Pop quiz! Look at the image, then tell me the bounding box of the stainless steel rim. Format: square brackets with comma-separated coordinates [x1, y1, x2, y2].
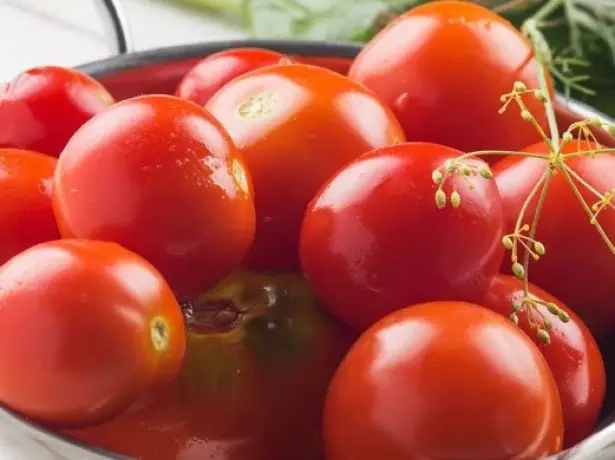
[0, 405, 123, 459]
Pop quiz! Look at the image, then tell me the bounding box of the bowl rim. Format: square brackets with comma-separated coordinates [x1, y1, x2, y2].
[2, 38, 613, 460]
[76, 38, 615, 126]
[0, 404, 124, 459]
[76, 39, 363, 77]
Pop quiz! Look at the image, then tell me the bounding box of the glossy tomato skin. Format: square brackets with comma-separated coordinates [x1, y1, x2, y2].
[480, 274, 605, 448]
[0, 148, 60, 265]
[324, 301, 564, 460]
[300, 142, 504, 331]
[348, 1, 548, 155]
[0, 66, 114, 157]
[67, 271, 355, 460]
[0, 240, 185, 428]
[493, 140, 615, 337]
[206, 63, 406, 271]
[53, 94, 256, 300]
[176, 48, 293, 106]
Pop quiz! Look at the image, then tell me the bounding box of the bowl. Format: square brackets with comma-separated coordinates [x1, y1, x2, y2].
[2, 4, 615, 460]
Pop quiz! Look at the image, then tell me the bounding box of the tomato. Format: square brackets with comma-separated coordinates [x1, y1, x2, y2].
[300, 142, 504, 331]
[67, 271, 355, 460]
[205, 63, 405, 271]
[493, 140, 615, 337]
[480, 274, 605, 447]
[348, 1, 549, 156]
[176, 48, 293, 106]
[0, 148, 60, 265]
[0, 66, 115, 158]
[0, 240, 185, 428]
[53, 94, 256, 300]
[324, 301, 564, 460]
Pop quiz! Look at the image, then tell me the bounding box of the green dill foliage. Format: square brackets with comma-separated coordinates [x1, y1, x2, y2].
[504, 0, 615, 117]
[163, 0, 615, 116]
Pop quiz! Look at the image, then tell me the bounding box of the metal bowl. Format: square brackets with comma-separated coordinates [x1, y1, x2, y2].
[2, 2, 615, 460]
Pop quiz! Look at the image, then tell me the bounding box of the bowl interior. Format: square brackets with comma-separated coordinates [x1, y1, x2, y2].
[2, 39, 615, 460]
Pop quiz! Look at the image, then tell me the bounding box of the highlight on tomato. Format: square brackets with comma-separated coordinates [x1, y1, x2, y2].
[324, 301, 564, 460]
[0, 66, 115, 157]
[206, 63, 406, 272]
[300, 142, 504, 331]
[53, 94, 256, 300]
[0, 239, 186, 429]
[0, 148, 60, 266]
[493, 139, 615, 337]
[176, 47, 294, 106]
[348, 0, 549, 156]
[480, 274, 606, 447]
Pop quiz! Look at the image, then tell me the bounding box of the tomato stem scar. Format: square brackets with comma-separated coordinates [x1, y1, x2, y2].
[150, 316, 170, 352]
[236, 92, 275, 119]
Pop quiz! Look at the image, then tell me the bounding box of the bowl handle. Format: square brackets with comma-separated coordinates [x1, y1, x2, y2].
[95, 0, 133, 55]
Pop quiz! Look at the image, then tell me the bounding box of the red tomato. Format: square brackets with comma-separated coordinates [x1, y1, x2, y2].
[176, 48, 293, 106]
[348, 1, 549, 155]
[300, 142, 504, 331]
[206, 63, 406, 271]
[0, 240, 185, 428]
[67, 271, 355, 460]
[0, 148, 60, 265]
[493, 140, 615, 337]
[53, 94, 256, 300]
[480, 274, 605, 447]
[324, 301, 564, 460]
[0, 66, 115, 157]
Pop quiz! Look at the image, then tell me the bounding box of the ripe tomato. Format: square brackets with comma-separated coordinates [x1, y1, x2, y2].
[348, 1, 548, 155]
[300, 142, 504, 331]
[206, 63, 405, 271]
[0, 148, 60, 265]
[53, 94, 256, 300]
[0, 240, 185, 428]
[493, 140, 615, 337]
[324, 301, 564, 460]
[480, 274, 605, 447]
[67, 271, 355, 460]
[0, 66, 115, 158]
[176, 48, 293, 106]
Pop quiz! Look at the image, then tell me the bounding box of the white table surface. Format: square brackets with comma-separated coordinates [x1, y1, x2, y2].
[0, 0, 248, 81]
[0, 1, 245, 458]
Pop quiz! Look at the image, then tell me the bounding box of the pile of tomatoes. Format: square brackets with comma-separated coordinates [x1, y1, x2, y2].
[1, 1, 614, 459]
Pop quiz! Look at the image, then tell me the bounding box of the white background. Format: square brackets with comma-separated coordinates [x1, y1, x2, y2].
[0, 0, 248, 81]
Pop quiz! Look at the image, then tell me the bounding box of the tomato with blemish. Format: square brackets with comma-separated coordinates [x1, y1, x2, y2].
[66, 271, 355, 460]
